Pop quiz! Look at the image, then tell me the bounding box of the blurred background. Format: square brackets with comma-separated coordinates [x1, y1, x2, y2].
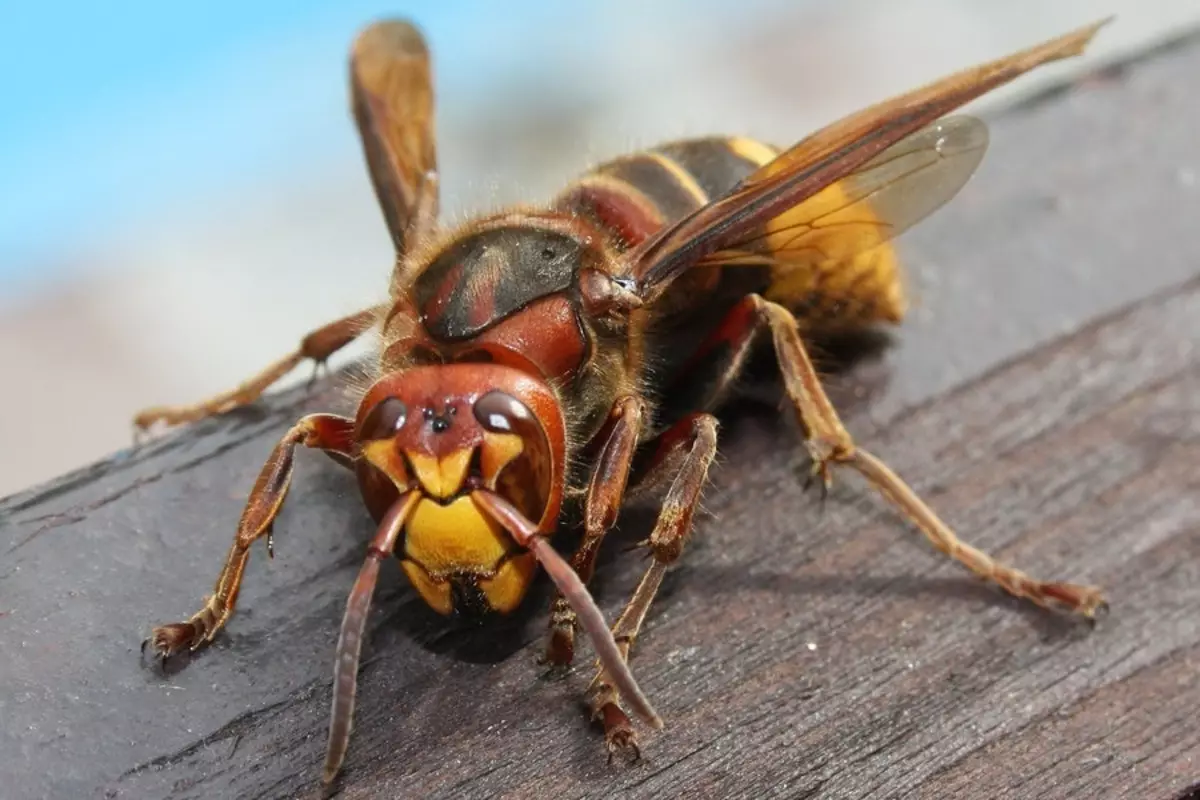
[2, 0, 1197, 497]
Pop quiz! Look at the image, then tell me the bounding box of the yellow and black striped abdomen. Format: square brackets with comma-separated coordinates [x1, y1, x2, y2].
[650, 136, 779, 204]
[554, 135, 906, 332]
[552, 136, 777, 250]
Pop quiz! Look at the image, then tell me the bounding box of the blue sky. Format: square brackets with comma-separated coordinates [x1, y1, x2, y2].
[0, 1, 601, 289]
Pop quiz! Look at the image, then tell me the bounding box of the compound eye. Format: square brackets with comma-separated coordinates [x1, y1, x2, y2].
[360, 398, 408, 440]
[473, 390, 552, 522]
[474, 390, 534, 434]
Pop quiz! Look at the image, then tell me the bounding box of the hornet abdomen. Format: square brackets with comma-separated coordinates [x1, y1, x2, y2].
[553, 135, 907, 333]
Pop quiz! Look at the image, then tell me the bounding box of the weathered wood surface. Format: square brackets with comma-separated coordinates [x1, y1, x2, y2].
[4, 26, 1200, 800]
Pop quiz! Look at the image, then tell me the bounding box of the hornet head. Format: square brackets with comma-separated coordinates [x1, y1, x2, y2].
[353, 363, 566, 617]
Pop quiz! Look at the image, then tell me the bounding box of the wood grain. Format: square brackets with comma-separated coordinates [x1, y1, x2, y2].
[3, 24, 1199, 800]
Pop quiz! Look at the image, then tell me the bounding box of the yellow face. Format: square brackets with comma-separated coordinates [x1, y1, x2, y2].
[356, 378, 559, 619]
[397, 456, 537, 616]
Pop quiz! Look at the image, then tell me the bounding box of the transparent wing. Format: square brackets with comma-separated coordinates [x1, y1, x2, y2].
[631, 18, 1109, 300]
[711, 115, 988, 268]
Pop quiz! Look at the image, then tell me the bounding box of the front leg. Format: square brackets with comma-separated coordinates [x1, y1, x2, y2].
[545, 395, 647, 667]
[585, 413, 720, 760]
[145, 413, 356, 659]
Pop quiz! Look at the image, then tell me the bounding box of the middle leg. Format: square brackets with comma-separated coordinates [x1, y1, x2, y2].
[134, 305, 382, 432]
[583, 412, 720, 759]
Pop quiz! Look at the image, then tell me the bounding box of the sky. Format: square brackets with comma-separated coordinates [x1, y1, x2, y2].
[0, 1, 610, 289]
[2, 0, 1186, 298]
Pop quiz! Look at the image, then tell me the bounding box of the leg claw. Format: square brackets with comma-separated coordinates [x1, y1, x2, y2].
[801, 457, 832, 513]
[306, 360, 329, 392]
[606, 726, 642, 765]
[143, 621, 201, 660]
[541, 626, 575, 671]
[143, 605, 222, 666]
[596, 700, 642, 765]
[1043, 582, 1109, 622]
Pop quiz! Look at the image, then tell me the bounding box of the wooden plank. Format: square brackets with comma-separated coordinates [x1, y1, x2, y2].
[3, 23, 1200, 800]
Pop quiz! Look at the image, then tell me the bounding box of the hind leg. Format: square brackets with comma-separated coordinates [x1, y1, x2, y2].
[736, 293, 1106, 617]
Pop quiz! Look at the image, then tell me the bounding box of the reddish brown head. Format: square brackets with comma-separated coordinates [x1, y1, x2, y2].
[352, 363, 566, 617]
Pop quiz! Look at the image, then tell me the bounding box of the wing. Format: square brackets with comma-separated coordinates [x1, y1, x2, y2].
[719, 115, 988, 266]
[703, 116, 988, 324]
[350, 19, 439, 255]
[631, 18, 1111, 302]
